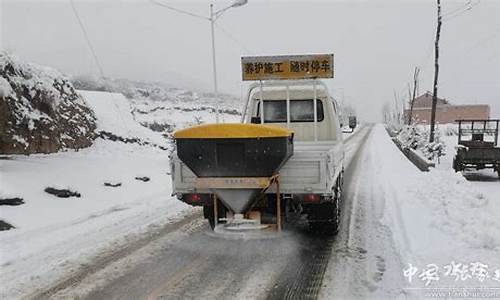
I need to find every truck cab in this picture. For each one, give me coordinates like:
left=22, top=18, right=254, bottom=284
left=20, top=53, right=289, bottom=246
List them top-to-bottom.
left=244, top=81, right=342, bottom=142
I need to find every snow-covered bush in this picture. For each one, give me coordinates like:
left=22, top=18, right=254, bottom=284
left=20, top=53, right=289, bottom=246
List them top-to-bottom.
left=396, top=125, right=446, bottom=162
left=397, top=125, right=422, bottom=150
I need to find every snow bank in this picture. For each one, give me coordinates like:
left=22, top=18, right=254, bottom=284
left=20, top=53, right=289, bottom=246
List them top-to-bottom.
left=371, top=125, right=500, bottom=284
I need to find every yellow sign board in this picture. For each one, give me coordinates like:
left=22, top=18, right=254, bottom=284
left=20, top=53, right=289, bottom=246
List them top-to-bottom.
left=241, top=54, right=334, bottom=81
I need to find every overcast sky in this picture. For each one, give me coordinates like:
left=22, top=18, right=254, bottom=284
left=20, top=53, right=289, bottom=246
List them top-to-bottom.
left=1, top=0, right=499, bottom=122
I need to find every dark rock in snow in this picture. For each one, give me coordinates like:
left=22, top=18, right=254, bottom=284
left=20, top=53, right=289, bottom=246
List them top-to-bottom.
left=135, top=176, right=150, bottom=182
left=104, top=182, right=122, bottom=187
left=44, top=187, right=81, bottom=198
left=0, top=197, right=24, bottom=206
left=0, top=220, right=15, bottom=231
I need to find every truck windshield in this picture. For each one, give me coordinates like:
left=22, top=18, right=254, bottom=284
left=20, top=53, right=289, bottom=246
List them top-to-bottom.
left=256, top=100, right=324, bottom=123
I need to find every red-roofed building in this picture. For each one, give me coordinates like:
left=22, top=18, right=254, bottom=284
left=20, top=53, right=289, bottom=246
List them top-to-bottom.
left=405, top=92, right=490, bottom=124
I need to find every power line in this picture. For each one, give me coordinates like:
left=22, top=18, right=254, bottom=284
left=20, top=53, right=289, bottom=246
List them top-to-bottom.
left=69, top=0, right=105, bottom=77
left=69, top=0, right=131, bottom=136
left=149, top=0, right=252, bottom=54
left=150, top=0, right=208, bottom=21
left=442, top=0, right=471, bottom=17
left=443, top=0, right=480, bottom=21
left=215, top=23, right=254, bottom=54
left=463, top=27, right=500, bottom=55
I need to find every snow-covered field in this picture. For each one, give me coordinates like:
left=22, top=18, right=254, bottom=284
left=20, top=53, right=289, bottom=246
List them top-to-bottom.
left=130, top=96, right=241, bottom=134
left=321, top=124, right=500, bottom=299
left=0, top=140, right=195, bottom=299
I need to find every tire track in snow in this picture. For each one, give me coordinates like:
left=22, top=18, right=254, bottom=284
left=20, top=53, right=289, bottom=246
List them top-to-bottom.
left=265, top=125, right=373, bottom=300
left=319, top=125, right=407, bottom=299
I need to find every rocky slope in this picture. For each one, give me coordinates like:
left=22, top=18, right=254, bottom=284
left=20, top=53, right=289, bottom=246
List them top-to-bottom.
left=0, top=53, right=96, bottom=154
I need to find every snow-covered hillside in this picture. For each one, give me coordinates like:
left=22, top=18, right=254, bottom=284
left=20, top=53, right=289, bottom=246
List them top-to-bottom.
left=0, top=53, right=96, bottom=154
left=72, top=76, right=242, bottom=135
left=79, top=90, right=167, bottom=148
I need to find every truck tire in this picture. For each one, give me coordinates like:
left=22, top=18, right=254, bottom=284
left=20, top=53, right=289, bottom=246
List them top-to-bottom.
left=309, top=174, right=342, bottom=235
left=203, top=199, right=227, bottom=230
left=308, top=201, right=339, bottom=235
left=203, top=204, right=215, bottom=229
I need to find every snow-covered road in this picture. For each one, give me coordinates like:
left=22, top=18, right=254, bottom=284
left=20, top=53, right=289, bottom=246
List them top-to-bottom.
left=3, top=124, right=499, bottom=299
left=320, top=125, right=407, bottom=299
left=321, top=125, right=500, bottom=299
left=17, top=127, right=370, bottom=299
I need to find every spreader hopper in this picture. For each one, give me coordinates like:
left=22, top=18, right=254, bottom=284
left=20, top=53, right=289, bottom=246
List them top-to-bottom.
left=174, top=123, right=293, bottom=215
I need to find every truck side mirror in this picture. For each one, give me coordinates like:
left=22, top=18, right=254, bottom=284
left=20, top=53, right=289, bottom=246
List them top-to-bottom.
left=251, top=117, right=261, bottom=124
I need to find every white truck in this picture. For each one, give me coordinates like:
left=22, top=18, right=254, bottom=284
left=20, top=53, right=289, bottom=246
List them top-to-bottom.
left=171, top=79, right=345, bottom=233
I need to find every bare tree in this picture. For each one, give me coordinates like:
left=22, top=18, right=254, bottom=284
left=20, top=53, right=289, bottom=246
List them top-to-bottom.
left=429, top=0, right=442, bottom=142
left=407, top=67, right=420, bottom=125
left=393, top=89, right=399, bottom=125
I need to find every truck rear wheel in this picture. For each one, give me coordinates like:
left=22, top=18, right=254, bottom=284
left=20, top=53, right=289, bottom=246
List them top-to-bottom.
left=308, top=174, right=342, bottom=235
left=203, top=198, right=227, bottom=230
left=308, top=201, right=339, bottom=235
left=203, top=204, right=216, bottom=229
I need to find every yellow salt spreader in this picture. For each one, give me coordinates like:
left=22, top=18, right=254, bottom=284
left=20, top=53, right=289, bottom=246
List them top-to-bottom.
left=173, top=123, right=294, bottom=236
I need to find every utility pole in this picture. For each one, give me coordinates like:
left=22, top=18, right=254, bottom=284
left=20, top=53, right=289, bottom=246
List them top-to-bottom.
left=153, top=0, right=248, bottom=124
left=429, top=0, right=442, bottom=142
left=209, top=4, right=220, bottom=123
left=407, top=83, right=412, bottom=125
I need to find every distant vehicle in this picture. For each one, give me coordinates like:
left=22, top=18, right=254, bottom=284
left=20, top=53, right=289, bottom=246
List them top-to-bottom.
left=171, top=80, right=345, bottom=233
left=348, top=116, right=357, bottom=130
left=452, top=119, right=500, bottom=178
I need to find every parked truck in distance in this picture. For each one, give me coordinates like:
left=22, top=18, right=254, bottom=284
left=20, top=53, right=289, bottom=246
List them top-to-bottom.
left=171, top=80, right=345, bottom=233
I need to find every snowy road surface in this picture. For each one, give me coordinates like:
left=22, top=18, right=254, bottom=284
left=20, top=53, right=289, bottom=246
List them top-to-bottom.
left=3, top=124, right=500, bottom=299
left=23, top=127, right=371, bottom=299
